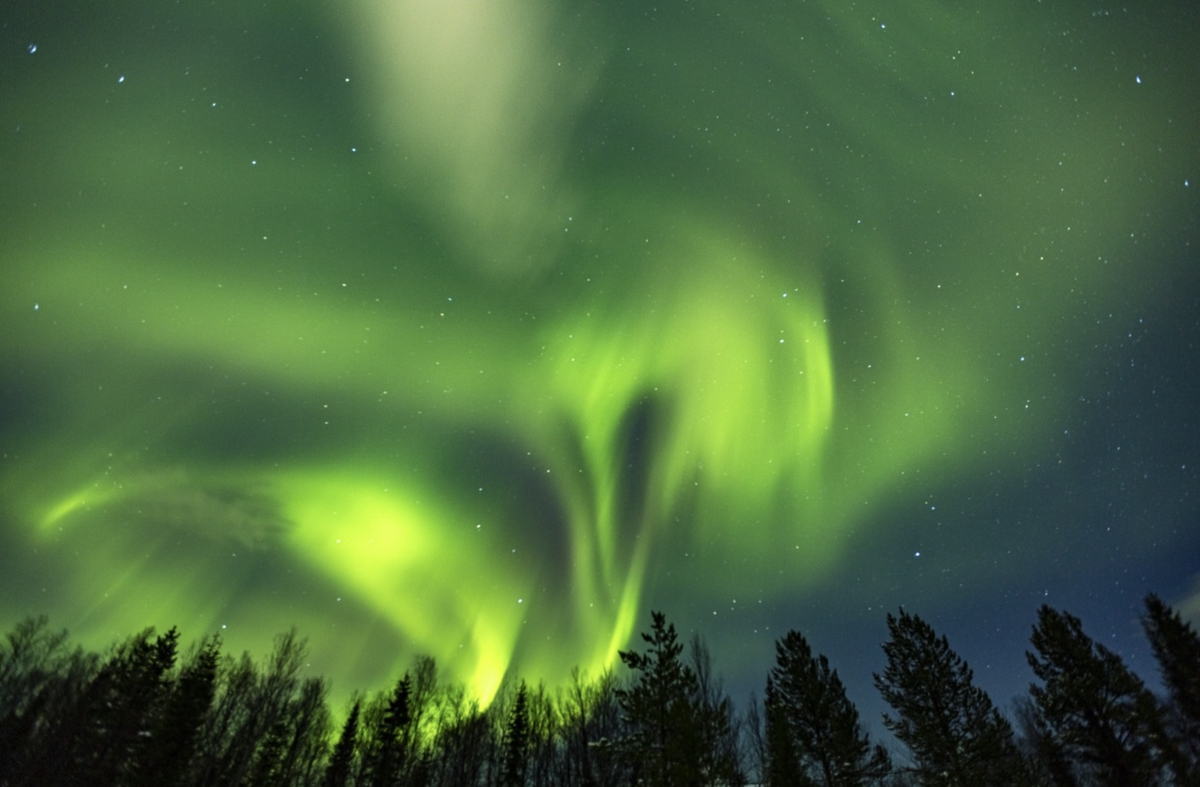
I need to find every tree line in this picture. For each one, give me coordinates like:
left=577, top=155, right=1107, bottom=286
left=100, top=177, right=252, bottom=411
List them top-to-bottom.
left=0, top=593, right=1196, bottom=787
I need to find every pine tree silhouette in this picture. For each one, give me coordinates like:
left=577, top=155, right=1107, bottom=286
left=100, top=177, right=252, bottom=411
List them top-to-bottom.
left=1143, top=593, right=1200, bottom=784
left=1027, top=604, right=1167, bottom=787
left=875, top=610, right=1022, bottom=787
left=618, top=611, right=717, bottom=787
left=772, top=630, right=889, bottom=787
left=501, top=680, right=531, bottom=787
left=323, top=699, right=361, bottom=787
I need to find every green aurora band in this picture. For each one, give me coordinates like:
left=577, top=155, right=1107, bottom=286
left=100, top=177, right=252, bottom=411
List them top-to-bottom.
left=0, top=0, right=1195, bottom=704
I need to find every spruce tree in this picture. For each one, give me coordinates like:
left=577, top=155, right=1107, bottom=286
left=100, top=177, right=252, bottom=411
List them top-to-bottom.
left=1142, top=593, right=1200, bottom=784
left=1027, top=604, right=1166, bottom=787
left=875, top=610, right=1022, bottom=787
left=618, top=611, right=714, bottom=787
left=74, top=626, right=180, bottom=787
left=772, top=630, right=888, bottom=787
left=133, top=635, right=221, bottom=787
left=365, top=672, right=412, bottom=787
left=763, top=676, right=814, bottom=787
left=501, top=680, right=531, bottom=787
left=323, top=699, right=362, bottom=787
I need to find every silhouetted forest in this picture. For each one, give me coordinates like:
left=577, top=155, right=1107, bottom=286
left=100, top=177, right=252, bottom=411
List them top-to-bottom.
left=1, top=594, right=1197, bottom=787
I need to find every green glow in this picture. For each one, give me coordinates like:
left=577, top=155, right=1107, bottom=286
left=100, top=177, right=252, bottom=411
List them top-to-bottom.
left=1, top=0, right=1195, bottom=707
left=526, top=225, right=836, bottom=579
left=280, top=470, right=524, bottom=704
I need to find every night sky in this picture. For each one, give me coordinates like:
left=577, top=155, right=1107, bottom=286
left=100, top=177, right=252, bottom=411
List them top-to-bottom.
left=2, top=0, right=1198, bottom=724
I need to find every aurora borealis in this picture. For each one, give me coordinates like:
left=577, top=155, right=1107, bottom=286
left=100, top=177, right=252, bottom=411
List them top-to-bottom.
left=1, top=0, right=1197, bottom=716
